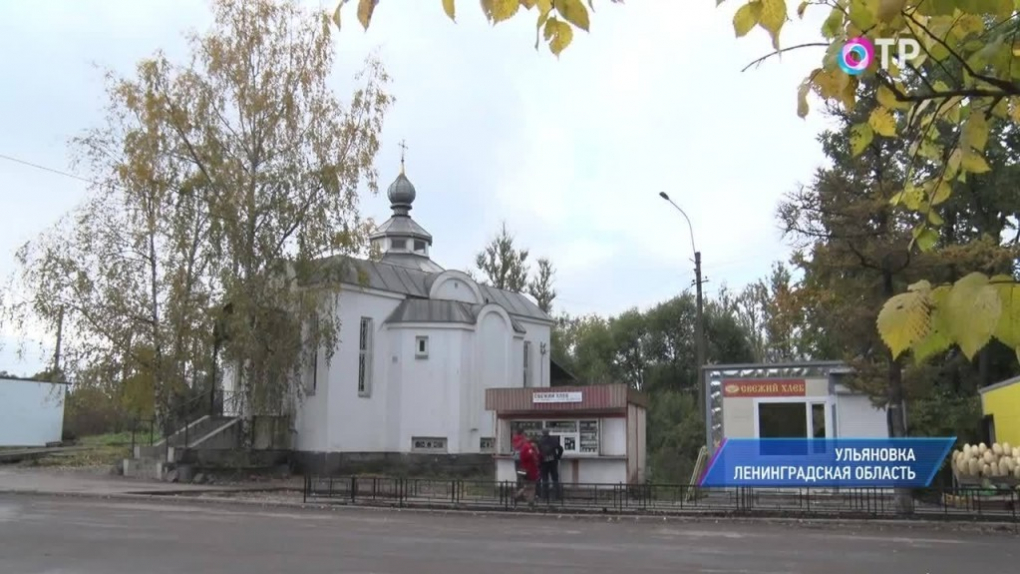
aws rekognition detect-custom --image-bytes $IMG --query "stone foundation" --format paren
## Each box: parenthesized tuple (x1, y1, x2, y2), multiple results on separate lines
(294, 451, 494, 479)
(177, 447, 293, 469)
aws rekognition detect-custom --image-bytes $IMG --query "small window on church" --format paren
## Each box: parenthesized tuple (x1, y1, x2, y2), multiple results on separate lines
(358, 317, 373, 398)
(413, 239, 427, 253)
(415, 336, 429, 359)
(412, 436, 447, 453)
(391, 238, 407, 250)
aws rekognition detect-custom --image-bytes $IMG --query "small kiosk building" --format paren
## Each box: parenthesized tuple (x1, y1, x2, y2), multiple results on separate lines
(703, 361, 889, 456)
(979, 375, 1020, 446)
(485, 384, 647, 484)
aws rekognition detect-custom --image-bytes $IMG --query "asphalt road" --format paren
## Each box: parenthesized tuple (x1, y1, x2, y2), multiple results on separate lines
(0, 495, 1016, 574)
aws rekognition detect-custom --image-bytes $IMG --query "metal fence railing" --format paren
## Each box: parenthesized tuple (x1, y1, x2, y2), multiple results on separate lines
(129, 418, 157, 451)
(302, 476, 1019, 524)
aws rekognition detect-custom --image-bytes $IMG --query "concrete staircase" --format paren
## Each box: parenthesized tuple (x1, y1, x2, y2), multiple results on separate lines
(122, 413, 292, 482)
(123, 415, 242, 480)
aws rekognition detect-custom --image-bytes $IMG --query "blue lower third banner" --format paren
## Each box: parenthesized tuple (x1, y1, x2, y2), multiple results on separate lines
(700, 438, 956, 488)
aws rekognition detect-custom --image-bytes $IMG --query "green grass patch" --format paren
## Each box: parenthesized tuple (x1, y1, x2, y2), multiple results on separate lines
(27, 446, 128, 468)
(80, 432, 135, 447)
(23, 430, 161, 469)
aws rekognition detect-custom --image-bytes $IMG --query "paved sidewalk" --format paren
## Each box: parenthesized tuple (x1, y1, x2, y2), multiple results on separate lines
(0, 467, 237, 496)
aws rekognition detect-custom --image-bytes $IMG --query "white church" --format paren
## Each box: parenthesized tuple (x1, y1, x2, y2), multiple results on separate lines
(276, 160, 563, 472)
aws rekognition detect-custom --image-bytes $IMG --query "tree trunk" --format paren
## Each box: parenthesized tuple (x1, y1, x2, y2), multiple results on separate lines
(978, 347, 991, 388)
(883, 268, 914, 514)
(886, 357, 907, 438)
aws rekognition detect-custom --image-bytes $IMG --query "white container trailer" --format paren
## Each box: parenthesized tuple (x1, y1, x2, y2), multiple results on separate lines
(0, 376, 66, 447)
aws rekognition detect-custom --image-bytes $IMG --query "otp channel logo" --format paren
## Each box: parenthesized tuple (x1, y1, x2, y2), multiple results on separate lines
(838, 37, 874, 75)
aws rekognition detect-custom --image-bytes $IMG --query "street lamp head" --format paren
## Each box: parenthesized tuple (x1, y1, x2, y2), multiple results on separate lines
(658, 191, 698, 257)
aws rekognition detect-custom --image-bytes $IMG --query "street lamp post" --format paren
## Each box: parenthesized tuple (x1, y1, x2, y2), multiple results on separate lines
(658, 192, 707, 421)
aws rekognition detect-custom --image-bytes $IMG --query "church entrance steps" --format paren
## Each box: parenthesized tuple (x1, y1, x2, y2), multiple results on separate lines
(154, 415, 237, 449)
(123, 447, 292, 482)
(132, 445, 163, 459)
(125, 415, 239, 480)
(122, 456, 162, 480)
(189, 417, 243, 450)
(123, 414, 291, 483)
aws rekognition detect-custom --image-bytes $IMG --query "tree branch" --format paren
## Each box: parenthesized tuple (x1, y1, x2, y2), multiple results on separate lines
(742, 43, 829, 73)
(907, 12, 1020, 96)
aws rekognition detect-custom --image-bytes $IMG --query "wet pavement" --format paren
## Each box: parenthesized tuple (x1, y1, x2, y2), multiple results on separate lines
(1, 494, 1016, 574)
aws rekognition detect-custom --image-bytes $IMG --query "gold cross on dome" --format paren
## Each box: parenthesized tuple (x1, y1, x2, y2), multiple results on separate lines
(398, 139, 408, 172)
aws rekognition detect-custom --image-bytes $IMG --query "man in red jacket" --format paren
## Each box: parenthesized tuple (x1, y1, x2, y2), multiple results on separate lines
(511, 427, 530, 454)
(512, 429, 539, 506)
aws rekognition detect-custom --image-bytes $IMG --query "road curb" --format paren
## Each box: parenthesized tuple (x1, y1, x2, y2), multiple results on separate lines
(2, 488, 1017, 535)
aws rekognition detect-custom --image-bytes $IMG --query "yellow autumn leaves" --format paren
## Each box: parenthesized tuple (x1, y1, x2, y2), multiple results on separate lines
(334, 0, 603, 56)
(478, 0, 594, 55)
(844, 107, 897, 157)
(720, 0, 1020, 364)
(778, 0, 1011, 253)
(727, 0, 787, 49)
(878, 275, 1020, 364)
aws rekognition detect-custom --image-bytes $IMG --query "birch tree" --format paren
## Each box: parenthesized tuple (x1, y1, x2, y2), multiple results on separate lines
(2, 0, 393, 420)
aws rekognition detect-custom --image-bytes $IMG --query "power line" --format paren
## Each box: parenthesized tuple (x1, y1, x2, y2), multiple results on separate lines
(0, 153, 95, 186)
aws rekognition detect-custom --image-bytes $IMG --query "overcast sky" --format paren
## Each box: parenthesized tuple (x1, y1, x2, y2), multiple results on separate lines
(0, 0, 835, 375)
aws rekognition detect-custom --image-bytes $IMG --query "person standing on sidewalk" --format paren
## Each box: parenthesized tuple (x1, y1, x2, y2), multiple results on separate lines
(511, 426, 528, 480)
(538, 428, 564, 501)
(511, 427, 539, 506)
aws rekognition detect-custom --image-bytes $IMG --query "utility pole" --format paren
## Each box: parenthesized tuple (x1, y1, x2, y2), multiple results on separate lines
(659, 192, 708, 420)
(53, 306, 64, 381)
(693, 251, 706, 420)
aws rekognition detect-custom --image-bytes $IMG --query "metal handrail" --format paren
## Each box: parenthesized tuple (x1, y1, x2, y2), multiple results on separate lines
(300, 476, 1019, 526)
(129, 418, 157, 451)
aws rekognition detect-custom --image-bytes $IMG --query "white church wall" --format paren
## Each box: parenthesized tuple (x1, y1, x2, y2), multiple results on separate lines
(227, 283, 556, 458)
(293, 341, 330, 453)
(515, 317, 553, 388)
(458, 329, 480, 452)
(429, 271, 482, 305)
(383, 327, 403, 452)
(469, 306, 515, 452)
(219, 344, 338, 453)
(512, 334, 524, 388)
(394, 325, 468, 453)
(321, 288, 403, 453)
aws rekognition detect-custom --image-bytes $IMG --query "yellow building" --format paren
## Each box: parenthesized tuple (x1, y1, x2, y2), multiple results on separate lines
(979, 375, 1020, 446)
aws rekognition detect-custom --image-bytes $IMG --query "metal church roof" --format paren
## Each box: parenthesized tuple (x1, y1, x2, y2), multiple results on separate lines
(384, 299, 527, 333)
(310, 255, 552, 324)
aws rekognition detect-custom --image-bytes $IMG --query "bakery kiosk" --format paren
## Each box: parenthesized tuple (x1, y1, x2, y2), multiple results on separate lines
(485, 384, 648, 484)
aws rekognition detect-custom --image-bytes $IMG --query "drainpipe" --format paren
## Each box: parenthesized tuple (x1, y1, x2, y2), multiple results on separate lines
(540, 342, 547, 386)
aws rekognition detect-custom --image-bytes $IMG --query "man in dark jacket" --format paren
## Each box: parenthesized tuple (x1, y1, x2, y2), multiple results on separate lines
(538, 428, 564, 501)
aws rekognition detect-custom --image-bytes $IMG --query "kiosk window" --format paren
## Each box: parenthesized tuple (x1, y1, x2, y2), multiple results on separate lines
(758, 402, 808, 456)
(509, 419, 599, 455)
(579, 420, 599, 454)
